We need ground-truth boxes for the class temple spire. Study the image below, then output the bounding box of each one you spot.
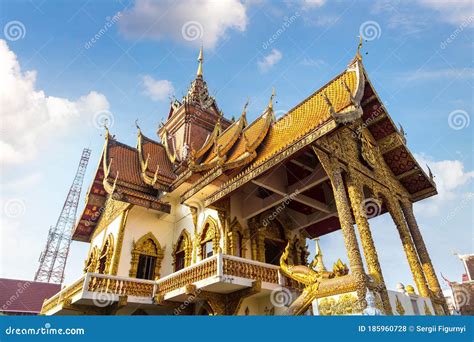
[197,46,203,77]
[314,238,327,272]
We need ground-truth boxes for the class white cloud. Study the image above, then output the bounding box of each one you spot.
[302,0,326,8]
[0,40,109,166]
[401,68,474,82]
[142,75,174,101]
[118,0,248,49]
[258,49,282,72]
[414,153,474,215]
[300,56,327,68]
[417,0,474,26]
[373,0,474,32]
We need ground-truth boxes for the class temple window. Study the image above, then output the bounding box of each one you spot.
[198,217,220,260]
[136,254,157,280]
[129,232,164,280]
[263,220,287,266]
[173,230,192,272]
[202,239,214,259]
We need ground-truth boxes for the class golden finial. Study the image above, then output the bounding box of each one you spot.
[241,98,249,124]
[356,35,363,60]
[243,98,249,114]
[268,88,275,110]
[135,119,141,135]
[197,46,203,77]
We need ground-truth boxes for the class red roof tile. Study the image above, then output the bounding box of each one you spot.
[0,278,61,314]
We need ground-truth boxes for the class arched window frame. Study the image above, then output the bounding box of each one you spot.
[198,216,220,259]
[172,229,192,271]
[129,232,164,279]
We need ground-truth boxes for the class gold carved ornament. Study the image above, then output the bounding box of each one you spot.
[84,246,99,273]
[318,294,358,316]
[395,296,405,316]
[129,232,165,279]
[96,233,114,274]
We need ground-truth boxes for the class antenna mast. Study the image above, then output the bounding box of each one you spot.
[34,148,91,284]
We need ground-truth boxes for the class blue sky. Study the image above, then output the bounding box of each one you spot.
[0,0,472,293]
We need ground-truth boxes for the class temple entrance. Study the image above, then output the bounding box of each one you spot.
[265,239,286,265]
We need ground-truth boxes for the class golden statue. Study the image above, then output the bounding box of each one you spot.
[279,243,324,315]
[279,241,350,315]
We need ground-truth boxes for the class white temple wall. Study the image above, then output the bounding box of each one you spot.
[387,289,435,316]
[117,205,175,278]
[89,213,122,254]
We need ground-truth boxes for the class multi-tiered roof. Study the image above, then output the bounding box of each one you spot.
[72,46,436,242]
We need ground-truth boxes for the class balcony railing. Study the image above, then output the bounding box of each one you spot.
[41,254,294,314]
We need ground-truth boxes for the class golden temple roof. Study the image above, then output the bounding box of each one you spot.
[73,45,438,242]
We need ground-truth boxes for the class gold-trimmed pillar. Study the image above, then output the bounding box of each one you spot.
[189,206,198,263]
[347,174,392,315]
[385,195,430,298]
[217,209,229,254]
[400,199,448,314]
[314,148,368,310]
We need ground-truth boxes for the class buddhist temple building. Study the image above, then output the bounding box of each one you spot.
[41,43,448,316]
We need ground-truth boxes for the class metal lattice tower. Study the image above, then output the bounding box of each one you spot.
[34,148,91,284]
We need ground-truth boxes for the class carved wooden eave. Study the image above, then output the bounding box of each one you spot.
[330,58,365,124]
[358,68,437,201]
[99,133,171,218]
[203,119,338,207]
[180,102,274,203]
[193,108,247,170]
[181,166,225,204]
[193,118,220,160]
[136,129,173,191]
[160,129,178,164]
